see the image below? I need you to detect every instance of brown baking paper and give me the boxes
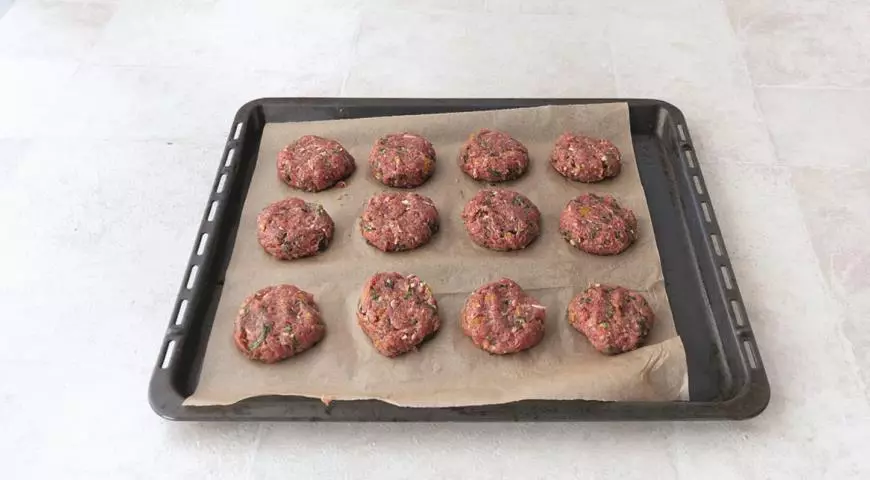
[185,103,687,407]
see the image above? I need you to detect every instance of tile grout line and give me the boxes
[715,0,870,406]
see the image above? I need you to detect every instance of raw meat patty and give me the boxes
[461,278,546,355]
[369,132,436,188]
[459,129,529,182]
[257,198,334,260]
[559,193,637,255]
[277,135,356,192]
[357,272,441,357]
[567,284,655,354]
[550,132,622,183]
[233,284,326,363]
[360,191,439,252]
[461,189,541,251]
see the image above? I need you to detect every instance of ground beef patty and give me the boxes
[461,278,546,354]
[277,135,356,192]
[459,129,529,182]
[234,284,326,363]
[567,284,655,354]
[461,189,541,251]
[257,198,334,260]
[369,132,436,188]
[559,193,637,255]
[360,192,439,252]
[357,272,440,357]
[550,132,622,183]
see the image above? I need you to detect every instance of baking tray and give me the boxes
[149,98,769,421]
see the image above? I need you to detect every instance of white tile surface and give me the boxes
[0,139,29,188]
[0,0,116,60]
[88,1,360,73]
[792,167,870,400]
[344,8,615,97]
[679,162,870,478]
[756,87,870,169]
[0,140,259,479]
[608,0,777,166]
[44,65,342,142]
[724,0,870,88]
[251,423,678,479]
[0,57,79,138]
[0,0,870,478]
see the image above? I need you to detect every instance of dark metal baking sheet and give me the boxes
[149,98,769,421]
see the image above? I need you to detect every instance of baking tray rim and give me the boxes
[148,97,770,421]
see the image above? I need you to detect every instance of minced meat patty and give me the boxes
[257,198,334,260]
[559,193,637,255]
[567,284,655,355]
[459,129,529,182]
[461,189,541,251]
[233,284,326,363]
[356,272,440,357]
[277,135,356,192]
[360,192,439,252]
[461,278,546,355]
[369,132,436,188]
[550,132,622,183]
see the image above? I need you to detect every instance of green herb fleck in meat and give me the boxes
[249,324,271,351]
[600,322,609,329]
[404,288,413,300]
[283,325,293,334]
[371,292,380,301]
[487,167,501,179]
[385,278,394,289]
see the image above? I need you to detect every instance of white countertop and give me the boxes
[1,0,868,478]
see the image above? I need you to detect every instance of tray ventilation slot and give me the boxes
[731,300,745,327]
[720,265,733,290]
[743,340,759,369]
[684,149,696,168]
[197,233,209,256]
[710,233,723,256]
[216,173,228,194]
[233,122,244,140]
[161,340,177,369]
[174,299,188,326]
[701,202,712,223]
[186,265,199,290]
[677,124,687,142]
[224,148,235,167]
[208,201,219,222]
[693,176,704,195]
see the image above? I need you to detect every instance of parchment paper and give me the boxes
[185,103,687,407]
